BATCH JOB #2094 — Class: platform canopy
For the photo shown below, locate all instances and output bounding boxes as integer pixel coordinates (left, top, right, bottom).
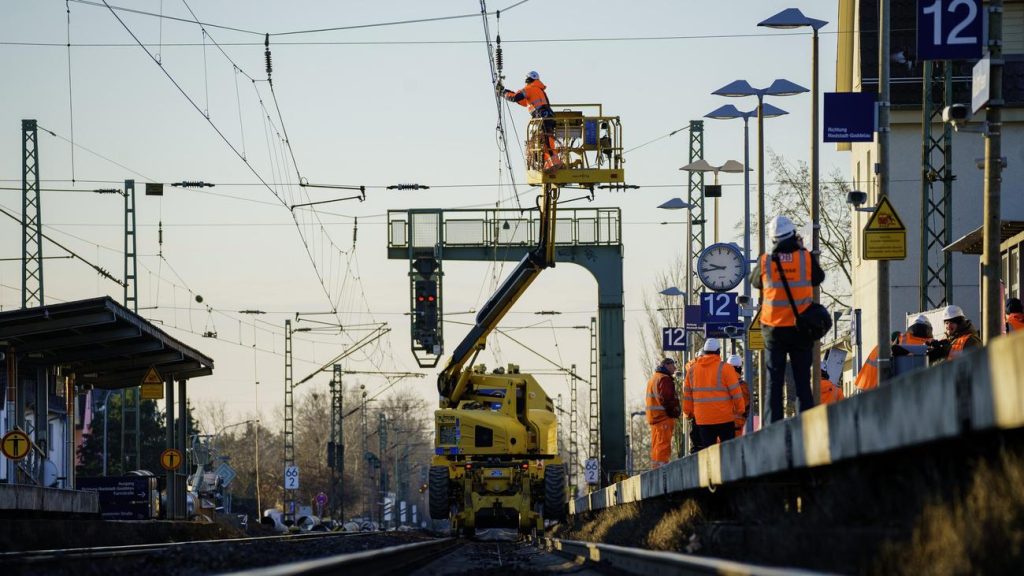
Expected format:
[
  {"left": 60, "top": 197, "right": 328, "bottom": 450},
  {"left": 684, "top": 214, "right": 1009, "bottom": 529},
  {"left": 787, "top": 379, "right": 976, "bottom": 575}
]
[
  {"left": 0, "top": 297, "right": 213, "bottom": 389},
  {"left": 945, "top": 221, "right": 1024, "bottom": 255}
]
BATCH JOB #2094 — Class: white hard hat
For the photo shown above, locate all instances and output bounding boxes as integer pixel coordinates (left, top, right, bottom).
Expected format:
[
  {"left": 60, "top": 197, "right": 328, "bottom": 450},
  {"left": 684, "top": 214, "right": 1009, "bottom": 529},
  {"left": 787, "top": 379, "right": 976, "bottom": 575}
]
[
  {"left": 769, "top": 215, "right": 796, "bottom": 242},
  {"left": 942, "top": 305, "right": 965, "bottom": 321},
  {"left": 702, "top": 338, "right": 721, "bottom": 353},
  {"left": 527, "top": 70, "right": 540, "bottom": 80},
  {"left": 726, "top": 354, "right": 742, "bottom": 367},
  {"left": 910, "top": 314, "right": 932, "bottom": 327}
]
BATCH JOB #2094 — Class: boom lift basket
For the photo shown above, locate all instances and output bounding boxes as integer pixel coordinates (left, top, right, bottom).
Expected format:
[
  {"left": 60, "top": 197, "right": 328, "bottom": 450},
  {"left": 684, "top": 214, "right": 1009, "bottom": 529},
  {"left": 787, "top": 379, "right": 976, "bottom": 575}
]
[{"left": 526, "top": 103, "right": 624, "bottom": 186}]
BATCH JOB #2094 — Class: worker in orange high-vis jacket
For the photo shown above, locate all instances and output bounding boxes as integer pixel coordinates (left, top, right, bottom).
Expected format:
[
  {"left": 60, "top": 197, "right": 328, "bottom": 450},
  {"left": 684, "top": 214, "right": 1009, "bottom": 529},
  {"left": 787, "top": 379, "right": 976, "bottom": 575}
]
[
  {"left": 855, "top": 315, "right": 933, "bottom": 392},
  {"left": 820, "top": 369, "right": 844, "bottom": 404},
  {"left": 725, "top": 354, "right": 750, "bottom": 435},
  {"left": 749, "top": 215, "right": 825, "bottom": 422},
  {"left": 501, "top": 71, "right": 563, "bottom": 174},
  {"left": 1007, "top": 298, "right": 1024, "bottom": 333},
  {"left": 645, "top": 357, "right": 681, "bottom": 469},
  {"left": 927, "top": 305, "right": 982, "bottom": 362},
  {"left": 682, "top": 339, "right": 745, "bottom": 452}
]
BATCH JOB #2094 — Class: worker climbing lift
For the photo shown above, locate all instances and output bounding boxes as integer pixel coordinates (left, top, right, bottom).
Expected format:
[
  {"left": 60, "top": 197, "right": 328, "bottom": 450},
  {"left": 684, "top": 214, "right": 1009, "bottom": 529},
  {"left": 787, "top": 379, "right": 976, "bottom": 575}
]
[{"left": 501, "top": 71, "right": 563, "bottom": 174}]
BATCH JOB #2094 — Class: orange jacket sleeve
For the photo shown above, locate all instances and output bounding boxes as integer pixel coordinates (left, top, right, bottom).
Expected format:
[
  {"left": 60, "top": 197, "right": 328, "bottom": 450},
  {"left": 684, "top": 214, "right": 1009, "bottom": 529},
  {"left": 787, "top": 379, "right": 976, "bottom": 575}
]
[{"left": 682, "top": 370, "right": 694, "bottom": 419}]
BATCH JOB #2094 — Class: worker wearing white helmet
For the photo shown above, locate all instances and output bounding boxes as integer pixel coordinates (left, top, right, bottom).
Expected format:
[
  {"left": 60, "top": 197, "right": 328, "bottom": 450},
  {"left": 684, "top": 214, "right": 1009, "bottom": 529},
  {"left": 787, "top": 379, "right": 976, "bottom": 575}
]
[
  {"left": 725, "top": 355, "right": 751, "bottom": 435},
  {"left": 926, "top": 305, "right": 982, "bottom": 362},
  {"left": 855, "top": 314, "right": 934, "bottom": 391},
  {"left": 682, "top": 339, "right": 745, "bottom": 451},
  {"left": 750, "top": 215, "right": 826, "bottom": 423},
  {"left": 499, "top": 70, "right": 563, "bottom": 174}
]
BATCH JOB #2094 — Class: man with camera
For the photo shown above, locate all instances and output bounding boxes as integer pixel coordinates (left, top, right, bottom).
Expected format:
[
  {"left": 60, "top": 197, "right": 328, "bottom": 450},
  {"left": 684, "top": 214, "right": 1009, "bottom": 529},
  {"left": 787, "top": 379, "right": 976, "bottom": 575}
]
[{"left": 750, "top": 215, "right": 826, "bottom": 423}]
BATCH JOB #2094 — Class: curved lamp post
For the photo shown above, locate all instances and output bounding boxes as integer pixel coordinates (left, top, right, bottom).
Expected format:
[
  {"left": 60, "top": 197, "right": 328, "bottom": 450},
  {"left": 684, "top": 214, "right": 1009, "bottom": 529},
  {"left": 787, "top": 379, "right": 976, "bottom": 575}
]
[{"left": 704, "top": 102, "right": 787, "bottom": 430}]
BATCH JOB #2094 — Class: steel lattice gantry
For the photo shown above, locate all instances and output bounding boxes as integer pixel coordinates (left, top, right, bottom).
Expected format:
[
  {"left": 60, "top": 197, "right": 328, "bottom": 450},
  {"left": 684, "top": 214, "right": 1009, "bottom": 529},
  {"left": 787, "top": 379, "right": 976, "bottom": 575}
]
[
  {"left": 687, "top": 120, "right": 706, "bottom": 297},
  {"left": 21, "top": 119, "right": 42, "bottom": 309},
  {"left": 920, "top": 61, "right": 955, "bottom": 310},
  {"left": 388, "top": 207, "right": 627, "bottom": 481}
]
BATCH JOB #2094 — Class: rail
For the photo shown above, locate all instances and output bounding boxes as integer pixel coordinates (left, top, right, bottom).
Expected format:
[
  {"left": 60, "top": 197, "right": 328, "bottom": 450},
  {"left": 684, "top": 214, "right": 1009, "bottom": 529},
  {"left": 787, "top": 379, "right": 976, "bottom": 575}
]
[
  {"left": 387, "top": 207, "right": 621, "bottom": 250},
  {"left": 220, "top": 537, "right": 459, "bottom": 575},
  {"left": 541, "top": 537, "right": 829, "bottom": 575}
]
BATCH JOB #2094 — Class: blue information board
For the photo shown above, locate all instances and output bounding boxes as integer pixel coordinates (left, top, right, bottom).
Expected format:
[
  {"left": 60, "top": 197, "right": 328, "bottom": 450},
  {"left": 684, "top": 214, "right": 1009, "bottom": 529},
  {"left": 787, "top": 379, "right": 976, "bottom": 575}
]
[
  {"left": 700, "top": 292, "right": 738, "bottom": 324},
  {"left": 662, "top": 327, "right": 687, "bottom": 352},
  {"left": 917, "top": 0, "right": 983, "bottom": 61},
  {"left": 824, "top": 92, "right": 877, "bottom": 143}
]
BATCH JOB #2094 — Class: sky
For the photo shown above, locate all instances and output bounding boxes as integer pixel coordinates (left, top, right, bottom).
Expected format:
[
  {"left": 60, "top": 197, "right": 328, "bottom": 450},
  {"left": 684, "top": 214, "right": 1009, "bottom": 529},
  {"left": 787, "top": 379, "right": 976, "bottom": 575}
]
[{"left": 0, "top": 0, "right": 846, "bottom": 432}]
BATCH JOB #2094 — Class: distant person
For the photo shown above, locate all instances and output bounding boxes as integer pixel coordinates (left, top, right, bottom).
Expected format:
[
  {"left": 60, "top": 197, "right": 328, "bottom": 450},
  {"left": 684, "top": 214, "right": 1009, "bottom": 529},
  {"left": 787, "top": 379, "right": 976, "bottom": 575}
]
[
  {"left": 1007, "top": 298, "right": 1024, "bottom": 333},
  {"left": 819, "top": 369, "right": 844, "bottom": 405},
  {"left": 645, "top": 357, "right": 680, "bottom": 469},
  {"left": 726, "top": 354, "right": 750, "bottom": 435},
  {"left": 682, "top": 339, "right": 745, "bottom": 451},
  {"left": 750, "top": 215, "right": 825, "bottom": 422},
  {"left": 927, "top": 305, "right": 983, "bottom": 363},
  {"left": 855, "top": 315, "right": 933, "bottom": 391},
  {"left": 501, "top": 71, "right": 562, "bottom": 174}
]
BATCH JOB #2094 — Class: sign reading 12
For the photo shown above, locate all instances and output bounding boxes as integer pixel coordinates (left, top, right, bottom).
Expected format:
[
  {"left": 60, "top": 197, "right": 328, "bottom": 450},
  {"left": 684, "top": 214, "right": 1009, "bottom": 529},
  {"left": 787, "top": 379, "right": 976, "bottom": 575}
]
[{"left": 917, "top": 0, "right": 982, "bottom": 61}]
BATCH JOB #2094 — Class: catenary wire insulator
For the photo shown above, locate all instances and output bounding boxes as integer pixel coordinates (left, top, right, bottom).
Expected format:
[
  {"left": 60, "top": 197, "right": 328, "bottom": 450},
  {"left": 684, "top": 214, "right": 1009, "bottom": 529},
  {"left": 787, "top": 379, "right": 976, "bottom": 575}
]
[{"left": 264, "top": 33, "right": 272, "bottom": 80}]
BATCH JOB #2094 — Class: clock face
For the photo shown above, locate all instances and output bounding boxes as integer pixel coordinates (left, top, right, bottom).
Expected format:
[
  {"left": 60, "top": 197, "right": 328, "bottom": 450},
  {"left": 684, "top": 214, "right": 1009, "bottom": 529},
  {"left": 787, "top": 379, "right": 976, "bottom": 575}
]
[{"left": 697, "top": 243, "right": 747, "bottom": 291}]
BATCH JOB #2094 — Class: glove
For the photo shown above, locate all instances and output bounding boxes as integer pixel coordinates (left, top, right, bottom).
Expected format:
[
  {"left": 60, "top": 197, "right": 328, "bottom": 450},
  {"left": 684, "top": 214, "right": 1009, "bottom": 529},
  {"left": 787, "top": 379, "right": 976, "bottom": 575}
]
[{"left": 926, "top": 339, "right": 951, "bottom": 362}]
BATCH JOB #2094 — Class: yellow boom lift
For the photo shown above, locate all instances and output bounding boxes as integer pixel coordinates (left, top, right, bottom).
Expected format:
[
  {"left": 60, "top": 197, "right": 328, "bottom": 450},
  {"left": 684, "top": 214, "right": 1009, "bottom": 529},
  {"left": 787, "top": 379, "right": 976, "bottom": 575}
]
[{"left": 428, "top": 105, "right": 624, "bottom": 536}]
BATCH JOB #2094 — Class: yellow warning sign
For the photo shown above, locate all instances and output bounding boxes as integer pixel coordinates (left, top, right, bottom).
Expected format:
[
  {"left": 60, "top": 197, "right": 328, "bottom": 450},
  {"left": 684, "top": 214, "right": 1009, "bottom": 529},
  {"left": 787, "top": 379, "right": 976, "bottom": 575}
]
[
  {"left": 748, "top": 310, "right": 764, "bottom": 351},
  {"left": 1, "top": 430, "right": 31, "bottom": 460},
  {"left": 160, "top": 448, "right": 183, "bottom": 471},
  {"left": 141, "top": 367, "right": 163, "bottom": 400},
  {"left": 863, "top": 196, "right": 906, "bottom": 260}
]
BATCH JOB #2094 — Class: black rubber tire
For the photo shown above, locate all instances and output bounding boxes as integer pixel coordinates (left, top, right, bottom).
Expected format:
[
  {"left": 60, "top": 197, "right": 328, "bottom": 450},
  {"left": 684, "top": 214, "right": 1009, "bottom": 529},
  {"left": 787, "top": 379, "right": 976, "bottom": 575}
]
[
  {"left": 428, "top": 466, "right": 450, "bottom": 520},
  {"left": 543, "top": 463, "right": 567, "bottom": 521}
]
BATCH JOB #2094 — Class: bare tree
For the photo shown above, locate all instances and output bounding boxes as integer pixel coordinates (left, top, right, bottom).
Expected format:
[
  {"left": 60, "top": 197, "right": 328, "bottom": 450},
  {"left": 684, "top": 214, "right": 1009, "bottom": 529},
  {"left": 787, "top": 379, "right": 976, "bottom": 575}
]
[{"left": 765, "top": 150, "right": 853, "bottom": 310}]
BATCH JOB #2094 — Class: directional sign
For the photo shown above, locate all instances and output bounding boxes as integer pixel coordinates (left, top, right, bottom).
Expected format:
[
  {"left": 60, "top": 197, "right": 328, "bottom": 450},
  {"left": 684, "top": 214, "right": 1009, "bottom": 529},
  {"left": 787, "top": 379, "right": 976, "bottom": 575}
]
[
  {"left": 700, "top": 292, "right": 738, "bottom": 324},
  {"left": 863, "top": 196, "right": 907, "bottom": 260},
  {"left": 1, "top": 430, "right": 31, "bottom": 460},
  {"left": 284, "top": 465, "right": 300, "bottom": 490},
  {"left": 160, "top": 448, "right": 183, "bottom": 471},
  {"left": 824, "top": 92, "right": 877, "bottom": 143},
  {"left": 684, "top": 305, "right": 703, "bottom": 331},
  {"left": 917, "top": 0, "right": 983, "bottom": 61},
  {"left": 748, "top": 310, "right": 765, "bottom": 351},
  {"left": 661, "top": 327, "right": 687, "bottom": 352},
  {"left": 214, "top": 462, "right": 237, "bottom": 488},
  {"left": 141, "top": 366, "right": 164, "bottom": 400}
]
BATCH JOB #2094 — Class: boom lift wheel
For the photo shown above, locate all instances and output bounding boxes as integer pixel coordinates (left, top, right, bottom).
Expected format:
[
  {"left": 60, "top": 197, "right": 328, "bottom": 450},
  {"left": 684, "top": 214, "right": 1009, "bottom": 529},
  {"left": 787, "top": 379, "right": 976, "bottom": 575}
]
[
  {"left": 428, "top": 465, "right": 450, "bottom": 520},
  {"left": 543, "top": 463, "right": 567, "bottom": 521}
]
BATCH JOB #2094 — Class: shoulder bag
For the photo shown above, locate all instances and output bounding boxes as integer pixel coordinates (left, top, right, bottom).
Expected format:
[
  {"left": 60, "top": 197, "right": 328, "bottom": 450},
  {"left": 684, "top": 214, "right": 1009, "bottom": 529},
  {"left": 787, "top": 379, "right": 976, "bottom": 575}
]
[{"left": 772, "top": 253, "right": 832, "bottom": 341}]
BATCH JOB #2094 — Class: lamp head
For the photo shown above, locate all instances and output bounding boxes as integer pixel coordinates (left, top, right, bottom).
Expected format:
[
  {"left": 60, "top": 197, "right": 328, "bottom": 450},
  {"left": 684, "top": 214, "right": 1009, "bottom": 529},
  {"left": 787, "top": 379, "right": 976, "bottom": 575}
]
[
  {"left": 765, "top": 78, "right": 809, "bottom": 96},
  {"left": 758, "top": 8, "right": 827, "bottom": 30},
  {"left": 657, "top": 198, "right": 692, "bottom": 210},
  {"left": 680, "top": 159, "right": 715, "bottom": 173},
  {"left": 713, "top": 80, "right": 758, "bottom": 98},
  {"left": 759, "top": 103, "right": 789, "bottom": 119},
  {"left": 705, "top": 104, "right": 751, "bottom": 120},
  {"left": 659, "top": 286, "right": 686, "bottom": 297}
]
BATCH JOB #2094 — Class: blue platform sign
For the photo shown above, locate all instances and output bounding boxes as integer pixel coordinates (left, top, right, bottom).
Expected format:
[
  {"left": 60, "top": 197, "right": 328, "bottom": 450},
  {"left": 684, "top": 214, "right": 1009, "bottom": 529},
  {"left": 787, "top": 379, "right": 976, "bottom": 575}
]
[
  {"left": 824, "top": 93, "right": 877, "bottom": 143},
  {"left": 917, "top": 0, "right": 983, "bottom": 61},
  {"left": 661, "top": 327, "right": 687, "bottom": 352},
  {"left": 700, "top": 292, "right": 738, "bottom": 324}
]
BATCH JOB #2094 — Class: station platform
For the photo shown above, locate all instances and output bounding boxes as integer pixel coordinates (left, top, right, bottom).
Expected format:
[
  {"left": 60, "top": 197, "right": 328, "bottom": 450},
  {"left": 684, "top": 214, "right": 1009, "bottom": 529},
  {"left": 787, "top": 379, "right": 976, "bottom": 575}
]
[
  {"left": 0, "top": 484, "right": 98, "bottom": 516},
  {"left": 572, "top": 330, "right": 1024, "bottom": 515}
]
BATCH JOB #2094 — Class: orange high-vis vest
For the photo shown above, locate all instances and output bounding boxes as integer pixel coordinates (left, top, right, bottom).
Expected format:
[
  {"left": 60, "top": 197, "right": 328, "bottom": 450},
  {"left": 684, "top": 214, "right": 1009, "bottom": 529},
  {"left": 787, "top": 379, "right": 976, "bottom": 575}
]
[
  {"left": 682, "top": 355, "right": 745, "bottom": 426},
  {"left": 854, "top": 332, "right": 931, "bottom": 391},
  {"left": 820, "top": 378, "right": 844, "bottom": 404},
  {"left": 1008, "top": 313, "right": 1024, "bottom": 333},
  {"left": 645, "top": 372, "right": 673, "bottom": 425},
  {"left": 759, "top": 250, "right": 814, "bottom": 327}
]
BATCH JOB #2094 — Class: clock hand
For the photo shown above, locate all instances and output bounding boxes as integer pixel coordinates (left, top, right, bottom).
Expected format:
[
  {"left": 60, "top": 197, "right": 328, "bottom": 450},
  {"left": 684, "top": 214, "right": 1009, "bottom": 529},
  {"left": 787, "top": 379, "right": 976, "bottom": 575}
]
[{"left": 704, "top": 264, "right": 726, "bottom": 271}]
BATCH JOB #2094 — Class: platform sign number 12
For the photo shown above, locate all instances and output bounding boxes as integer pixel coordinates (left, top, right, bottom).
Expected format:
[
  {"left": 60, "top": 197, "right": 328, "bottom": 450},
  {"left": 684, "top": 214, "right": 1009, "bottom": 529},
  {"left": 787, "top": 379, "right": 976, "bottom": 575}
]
[
  {"left": 918, "top": 0, "right": 982, "bottom": 61},
  {"left": 285, "top": 465, "right": 300, "bottom": 490}
]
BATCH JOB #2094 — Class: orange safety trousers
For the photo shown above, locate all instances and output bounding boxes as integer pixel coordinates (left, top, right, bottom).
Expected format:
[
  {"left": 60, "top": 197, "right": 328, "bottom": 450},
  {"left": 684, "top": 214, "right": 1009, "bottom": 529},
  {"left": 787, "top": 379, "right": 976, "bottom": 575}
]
[{"left": 650, "top": 419, "right": 675, "bottom": 468}]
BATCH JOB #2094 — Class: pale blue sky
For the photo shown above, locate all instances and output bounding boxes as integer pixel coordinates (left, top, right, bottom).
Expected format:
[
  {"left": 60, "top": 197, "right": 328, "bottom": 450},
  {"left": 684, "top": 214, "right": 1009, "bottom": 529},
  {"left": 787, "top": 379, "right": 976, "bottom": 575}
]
[{"left": 0, "top": 0, "right": 845, "bottom": 426}]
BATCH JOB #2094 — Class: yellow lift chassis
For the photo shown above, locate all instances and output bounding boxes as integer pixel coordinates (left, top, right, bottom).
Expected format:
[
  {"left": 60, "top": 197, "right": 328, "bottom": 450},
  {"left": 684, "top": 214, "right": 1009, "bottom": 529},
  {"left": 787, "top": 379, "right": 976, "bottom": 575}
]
[{"left": 429, "top": 104, "right": 624, "bottom": 537}]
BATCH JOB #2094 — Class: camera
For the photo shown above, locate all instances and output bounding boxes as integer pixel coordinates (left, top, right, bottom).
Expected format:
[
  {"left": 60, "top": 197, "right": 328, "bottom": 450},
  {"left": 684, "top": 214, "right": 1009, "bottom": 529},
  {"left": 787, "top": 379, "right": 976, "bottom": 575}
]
[
  {"left": 846, "top": 191, "right": 868, "bottom": 207},
  {"left": 942, "top": 104, "right": 969, "bottom": 124},
  {"left": 736, "top": 295, "right": 750, "bottom": 306},
  {"left": 723, "top": 325, "right": 741, "bottom": 337}
]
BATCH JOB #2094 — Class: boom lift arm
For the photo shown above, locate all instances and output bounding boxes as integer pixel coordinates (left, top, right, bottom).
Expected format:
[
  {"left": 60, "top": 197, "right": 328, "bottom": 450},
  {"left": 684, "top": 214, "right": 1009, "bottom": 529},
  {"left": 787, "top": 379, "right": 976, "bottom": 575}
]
[{"left": 436, "top": 183, "right": 560, "bottom": 406}]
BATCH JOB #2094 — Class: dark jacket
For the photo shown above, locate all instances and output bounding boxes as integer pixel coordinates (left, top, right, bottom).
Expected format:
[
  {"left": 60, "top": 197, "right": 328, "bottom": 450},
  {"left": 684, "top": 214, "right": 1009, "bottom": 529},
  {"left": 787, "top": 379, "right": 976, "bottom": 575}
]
[
  {"left": 749, "top": 236, "right": 826, "bottom": 290},
  {"left": 654, "top": 365, "right": 681, "bottom": 419}
]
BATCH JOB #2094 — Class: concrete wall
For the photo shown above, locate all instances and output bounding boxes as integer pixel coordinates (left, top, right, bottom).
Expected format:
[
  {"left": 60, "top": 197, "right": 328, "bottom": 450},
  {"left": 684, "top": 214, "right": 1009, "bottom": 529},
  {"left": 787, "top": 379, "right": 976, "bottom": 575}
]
[
  {"left": 0, "top": 484, "right": 98, "bottom": 515},
  {"left": 572, "top": 330, "right": 1024, "bottom": 515}
]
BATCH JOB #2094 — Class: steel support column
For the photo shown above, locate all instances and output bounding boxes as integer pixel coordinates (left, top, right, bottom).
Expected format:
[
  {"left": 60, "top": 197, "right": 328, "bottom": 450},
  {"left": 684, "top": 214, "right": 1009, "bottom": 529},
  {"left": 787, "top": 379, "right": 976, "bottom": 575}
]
[
  {"left": 165, "top": 374, "right": 175, "bottom": 518},
  {"left": 177, "top": 378, "right": 187, "bottom": 517},
  {"left": 283, "top": 320, "right": 295, "bottom": 523},
  {"left": 920, "top": 61, "right": 955, "bottom": 310},
  {"left": 21, "top": 119, "right": 42, "bottom": 309}
]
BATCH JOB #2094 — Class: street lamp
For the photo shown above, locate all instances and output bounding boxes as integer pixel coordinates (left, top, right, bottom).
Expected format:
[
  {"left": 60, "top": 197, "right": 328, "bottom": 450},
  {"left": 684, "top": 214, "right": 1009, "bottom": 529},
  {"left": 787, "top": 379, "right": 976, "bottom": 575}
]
[
  {"left": 705, "top": 102, "right": 787, "bottom": 430},
  {"left": 657, "top": 198, "right": 696, "bottom": 322},
  {"left": 680, "top": 159, "right": 745, "bottom": 243},
  {"left": 759, "top": 7, "right": 829, "bottom": 401}
]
